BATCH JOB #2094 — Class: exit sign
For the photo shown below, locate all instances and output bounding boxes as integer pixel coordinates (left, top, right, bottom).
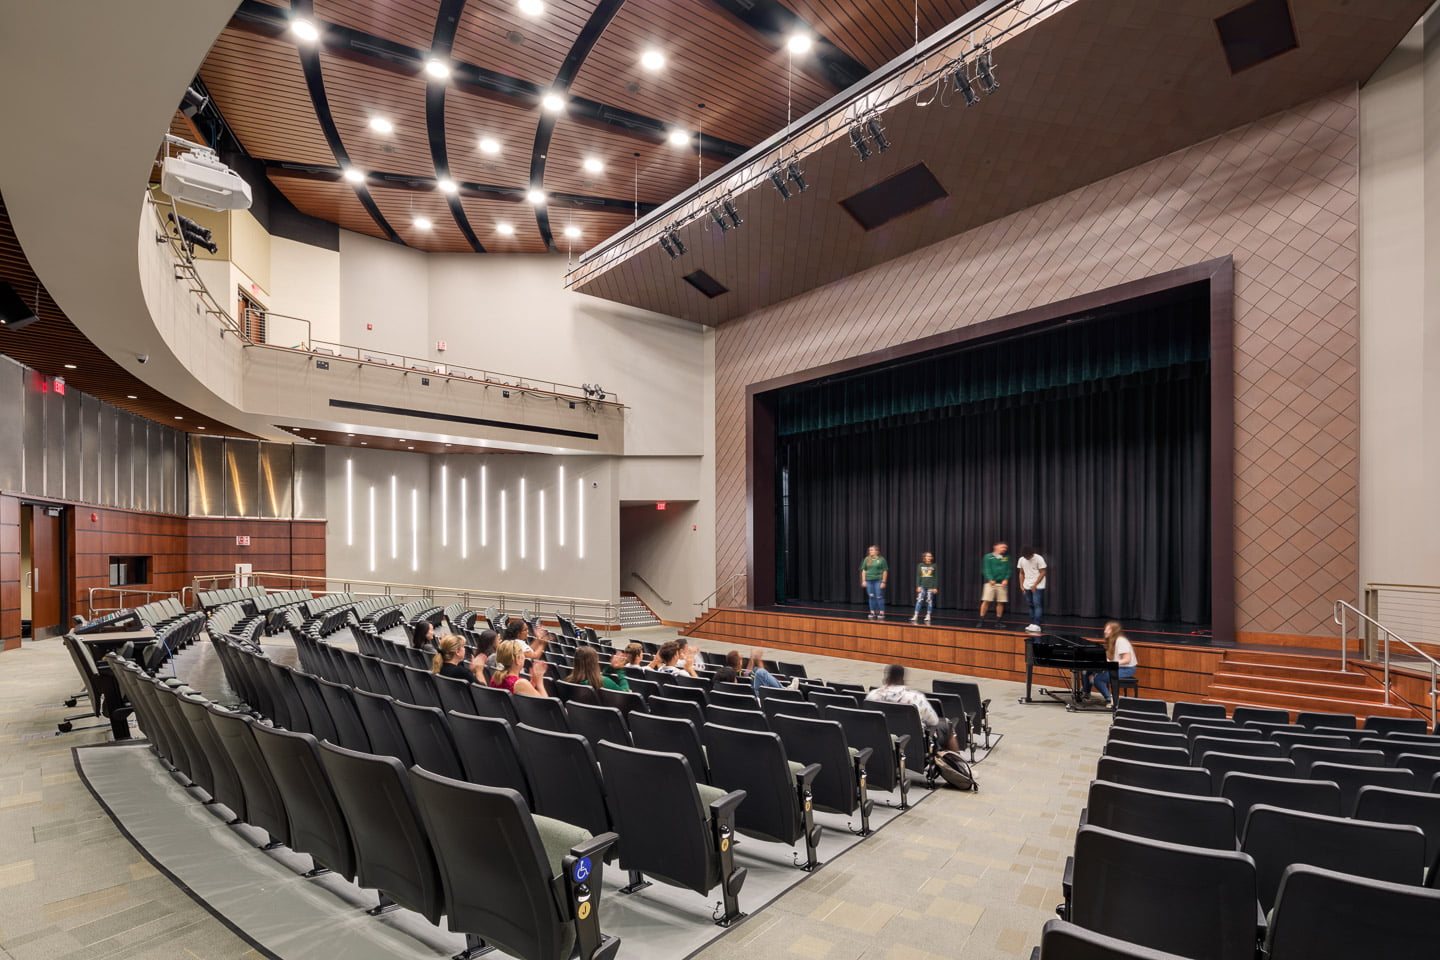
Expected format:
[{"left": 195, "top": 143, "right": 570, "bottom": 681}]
[{"left": 235, "top": 535, "right": 251, "bottom": 546}]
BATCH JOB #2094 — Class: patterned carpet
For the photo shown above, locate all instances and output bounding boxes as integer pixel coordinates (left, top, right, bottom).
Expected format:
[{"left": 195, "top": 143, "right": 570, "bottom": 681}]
[{"left": 0, "top": 628, "right": 1108, "bottom": 960}]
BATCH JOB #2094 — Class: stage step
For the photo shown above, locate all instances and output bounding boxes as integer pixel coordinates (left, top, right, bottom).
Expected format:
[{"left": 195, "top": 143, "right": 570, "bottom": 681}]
[
  {"left": 1216, "top": 660, "right": 1371, "bottom": 685},
  {"left": 1204, "top": 691, "right": 1417, "bottom": 720},
  {"left": 1209, "top": 674, "right": 1389, "bottom": 704},
  {"left": 1215, "top": 649, "right": 1350, "bottom": 669},
  {"left": 1203, "top": 646, "right": 1422, "bottom": 720}
]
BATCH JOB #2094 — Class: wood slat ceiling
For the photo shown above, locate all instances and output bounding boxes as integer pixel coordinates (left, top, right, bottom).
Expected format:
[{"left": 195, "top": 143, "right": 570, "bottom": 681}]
[
  {"left": 277, "top": 424, "right": 531, "bottom": 453},
  {"left": 267, "top": 171, "right": 391, "bottom": 238},
  {"left": 573, "top": 0, "right": 1429, "bottom": 324},
  {"left": 320, "top": 49, "right": 437, "bottom": 178},
  {"left": 315, "top": 0, "right": 442, "bottom": 51},
  {"left": 0, "top": 192, "right": 256, "bottom": 437},
  {"left": 545, "top": 114, "right": 725, "bottom": 204},
  {"left": 459, "top": 195, "right": 548, "bottom": 251},
  {"left": 779, "top": 0, "right": 982, "bottom": 72},
  {"left": 444, "top": 89, "right": 536, "bottom": 188},
  {"left": 370, "top": 184, "right": 475, "bottom": 250},
  {"left": 452, "top": 0, "right": 599, "bottom": 82}
]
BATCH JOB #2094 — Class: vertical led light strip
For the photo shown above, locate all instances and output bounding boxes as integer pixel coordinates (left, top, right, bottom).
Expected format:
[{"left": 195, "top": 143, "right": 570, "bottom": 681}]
[
  {"left": 500, "top": 489, "right": 508, "bottom": 571},
  {"left": 558, "top": 465, "right": 566, "bottom": 546},
  {"left": 411, "top": 488, "right": 419, "bottom": 572},
  {"left": 389, "top": 475, "right": 398, "bottom": 559},
  {"left": 460, "top": 476, "right": 468, "bottom": 558},
  {"left": 368, "top": 486, "right": 376, "bottom": 571},
  {"left": 539, "top": 489, "right": 546, "bottom": 571},
  {"left": 345, "top": 458, "right": 354, "bottom": 546},
  {"left": 480, "top": 465, "right": 488, "bottom": 546},
  {"left": 440, "top": 464, "right": 448, "bottom": 546},
  {"left": 577, "top": 476, "right": 585, "bottom": 559},
  {"left": 519, "top": 477, "right": 527, "bottom": 559}
]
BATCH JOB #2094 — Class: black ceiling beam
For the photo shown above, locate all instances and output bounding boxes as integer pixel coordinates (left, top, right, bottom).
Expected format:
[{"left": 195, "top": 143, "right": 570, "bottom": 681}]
[
  {"left": 232, "top": 0, "right": 750, "bottom": 161},
  {"left": 706, "top": 0, "right": 872, "bottom": 89},
  {"left": 530, "top": 0, "right": 630, "bottom": 252},
  {"left": 263, "top": 161, "right": 658, "bottom": 216},
  {"left": 429, "top": 0, "right": 485, "bottom": 252},
  {"left": 289, "top": 0, "right": 403, "bottom": 245}
]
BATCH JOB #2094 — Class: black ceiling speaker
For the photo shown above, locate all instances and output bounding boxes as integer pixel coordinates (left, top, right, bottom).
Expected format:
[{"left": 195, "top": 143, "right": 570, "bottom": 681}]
[{"left": 0, "top": 282, "right": 39, "bottom": 331}]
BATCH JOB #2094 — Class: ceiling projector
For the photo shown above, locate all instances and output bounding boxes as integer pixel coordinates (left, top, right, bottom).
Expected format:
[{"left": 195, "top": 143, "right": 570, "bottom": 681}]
[{"left": 161, "top": 140, "right": 252, "bottom": 212}]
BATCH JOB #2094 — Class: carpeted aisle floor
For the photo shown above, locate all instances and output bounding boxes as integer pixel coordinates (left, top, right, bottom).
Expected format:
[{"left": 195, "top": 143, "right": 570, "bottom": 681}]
[{"left": 0, "top": 627, "right": 1110, "bottom": 960}]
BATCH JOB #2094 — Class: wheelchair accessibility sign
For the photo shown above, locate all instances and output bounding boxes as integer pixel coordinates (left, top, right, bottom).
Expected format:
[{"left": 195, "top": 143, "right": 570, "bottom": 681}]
[{"left": 573, "top": 857, "right": 592, "bottom": 883}]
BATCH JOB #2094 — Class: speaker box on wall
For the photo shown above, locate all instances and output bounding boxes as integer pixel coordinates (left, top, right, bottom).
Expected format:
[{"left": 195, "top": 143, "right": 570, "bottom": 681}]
[{"left": 0, "top": 281, "right": 39, "bottom": 331}]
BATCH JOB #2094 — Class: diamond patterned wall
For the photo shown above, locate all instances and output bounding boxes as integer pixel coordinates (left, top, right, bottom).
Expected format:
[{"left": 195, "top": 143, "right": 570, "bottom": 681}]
[{"left": 714, "top": 88, "right": 1361, "bottom": 639}]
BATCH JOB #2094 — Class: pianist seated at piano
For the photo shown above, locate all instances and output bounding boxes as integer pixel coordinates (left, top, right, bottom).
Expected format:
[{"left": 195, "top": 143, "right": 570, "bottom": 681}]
[{"left": 1082, "top": 621, "right": 1138, "bottom": 706}]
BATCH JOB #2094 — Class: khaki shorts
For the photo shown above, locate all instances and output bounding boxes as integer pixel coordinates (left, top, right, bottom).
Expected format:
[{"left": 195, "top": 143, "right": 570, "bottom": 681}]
[{"left": 981, "top": 582, "right": 1008, "bottom": 603}]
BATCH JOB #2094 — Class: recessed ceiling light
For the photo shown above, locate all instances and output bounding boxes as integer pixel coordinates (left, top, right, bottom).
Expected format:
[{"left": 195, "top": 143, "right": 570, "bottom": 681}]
[
  {"left": 526, "top": 189, "right": 546, "bottom": 205},
  {"left": 445, "top": 443, "right": 451, "bottom": 446},
  {"left": 563, "top": 225, "right": 581, "bottom": 239},
  {"left": 197, "top": 425, "right": 206, "bottom": 430},
  {"left": 290, "top": 19, "right": 320, "bottom": 43},
  {"left": 343, "top": 167, "right": 365, "bottom": 183},
  {"left": 541, "top": 92, "right": 565, "bottom": 113},
  {"left": 437, "top": 178, "right": 458, "bottom": 194},
  {"left": 518, "top": 0, "right": 545, "bottom": 15},
  {"left": 640, "top": 49, "right": 666, "bottom": 71},
  {"left": 479, "top": 137, "right": 500, "bottom": 154},
  {"left": 414, "top": 216, "right": 433, "bottom": 230},
  {"left": 63, "top": 363, "right": 76, "bottom": 369},
  {"left": 126, "top": 394, "right": 137, "bottom": 399},
  {"left": 496, "top": 223, "right": 515, "bottom": 235},
  {"left": 425, "top": 58, "right": 451, "bottom": 79},
  {"left": 347, "top": 433, "right": 354, "bottom": 437},
  {"left": 408, "top": 446, "right": 415, "bottom": 450},
  {"left": 667, "top": 129, "right": 690, "bottom": 147},
  {"left": 360, "top": 441, "right": 367, "bottom": 445},
  {"left": 582, "top": 157, "right": 604, "bottom": 174},
  {"left": 369, "top": 117, "right": 393, "bottom": 134},
  {"left": 174, "top": 415, "right": 183, "bottom": 420},
  {"left": 787, "top": 33, "right": 813, "bottom": 54},
  {"left": 310, "top": 437, "right": 318, "bottom": 440}
]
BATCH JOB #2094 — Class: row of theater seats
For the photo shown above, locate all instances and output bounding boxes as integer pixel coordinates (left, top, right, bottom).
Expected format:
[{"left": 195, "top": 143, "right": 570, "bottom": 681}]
[
  {"left": 105, "top": 653, "right": 618, "bottom": 960},
  {"left": 196, "top": 586, "right": 266, "bottom": 611},
  {"left": 1031, "top": 696, "right": 1440, "bottom": 960}
]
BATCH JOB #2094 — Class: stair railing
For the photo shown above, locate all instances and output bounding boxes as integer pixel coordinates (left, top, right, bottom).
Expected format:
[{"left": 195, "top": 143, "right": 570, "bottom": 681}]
[
  {"left": 628, "top": 573, "right": 671, "bottom": 607},
  {"left": 1334, "top": 599, "right": 1439, "bottom": 726},
  {"left": 697, "top": 571, "right": 747, "bottom": 609}
]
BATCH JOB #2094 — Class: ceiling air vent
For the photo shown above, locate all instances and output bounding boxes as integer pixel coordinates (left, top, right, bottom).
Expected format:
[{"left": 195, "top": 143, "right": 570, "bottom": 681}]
[
  {"left": 839, "top": 163, "right": 948, "bottom": 231},
  {"left": 683, "top": 270, "right": 729, "bottom": 299},
  {"left": 1215, "top": 0, "right": 1298, "bottom": 74}
]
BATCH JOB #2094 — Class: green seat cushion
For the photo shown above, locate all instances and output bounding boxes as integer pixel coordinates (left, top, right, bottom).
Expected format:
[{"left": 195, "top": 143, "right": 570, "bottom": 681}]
[{"left": 533, "top": 814, "right": 592, "bottom": 877}]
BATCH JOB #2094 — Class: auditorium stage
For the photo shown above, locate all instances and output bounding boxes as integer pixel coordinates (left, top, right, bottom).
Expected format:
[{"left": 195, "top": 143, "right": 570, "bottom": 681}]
[{"left": 683, "top": 606, "right": 1231, "bottom": 704}]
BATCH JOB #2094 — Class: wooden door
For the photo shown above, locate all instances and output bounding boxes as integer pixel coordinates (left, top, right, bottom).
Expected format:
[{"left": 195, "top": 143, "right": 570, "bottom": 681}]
[{"left": 29, "top": 507, "right": 63, "bottom": 635}]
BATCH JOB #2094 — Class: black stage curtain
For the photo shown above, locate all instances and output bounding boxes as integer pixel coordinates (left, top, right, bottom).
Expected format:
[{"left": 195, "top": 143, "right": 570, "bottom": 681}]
[{"left": 776, "top": 302, "right": 1211, "bottom": 624}]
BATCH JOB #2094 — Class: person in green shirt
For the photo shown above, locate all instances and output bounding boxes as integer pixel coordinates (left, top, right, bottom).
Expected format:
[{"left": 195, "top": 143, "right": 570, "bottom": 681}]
[
  {"left": 860, "top": 544, "right": 889, "bottom": 619},
  {"left": 980, "top": 542, "right": 1011, "bottom": 621},
  {"left": 911, "top": 552, "right": 939, "bottom": 623}
]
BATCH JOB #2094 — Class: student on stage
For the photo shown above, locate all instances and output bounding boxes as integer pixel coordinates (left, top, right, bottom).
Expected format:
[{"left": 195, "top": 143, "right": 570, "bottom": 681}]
[
  {"left": 1018, "top": 547, "right": 1047, "bottom": 634},
  {"left": 910, "top": 552, "right": 938, "bottom": 623},
  {"left": 979, "top": 542, "right": 1011, "bottom": 622},
  {"left": 860, "top": 545, "right": 889, "bottom": 619}
]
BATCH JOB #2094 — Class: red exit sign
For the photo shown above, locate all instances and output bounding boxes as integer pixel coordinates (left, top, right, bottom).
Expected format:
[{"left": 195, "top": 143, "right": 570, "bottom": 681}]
[{"left": 235, "top": 535, "right": 251, "bottom": 546}]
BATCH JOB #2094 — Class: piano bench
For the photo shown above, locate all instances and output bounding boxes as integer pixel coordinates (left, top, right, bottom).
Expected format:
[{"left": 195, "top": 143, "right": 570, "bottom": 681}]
[{"left": 1115, "top": 675, "right": 1140, "bottom": 699}]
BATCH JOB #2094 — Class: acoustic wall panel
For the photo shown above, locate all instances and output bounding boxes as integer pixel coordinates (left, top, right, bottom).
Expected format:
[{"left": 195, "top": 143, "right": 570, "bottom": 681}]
[
  {"left": 258, "top": 441, "right": 292, "bottom": 519},
  {"left": 292, "top": 443, "right": 326, "bottom": 520},
  {"left": 0, "top": 359, "right": 22, "bottom": 493}
]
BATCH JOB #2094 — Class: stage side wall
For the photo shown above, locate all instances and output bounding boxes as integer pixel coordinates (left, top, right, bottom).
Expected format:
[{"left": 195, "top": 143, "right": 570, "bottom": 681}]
[{"left": 715, "top": 88, "right": 1363, "bottom": 640}]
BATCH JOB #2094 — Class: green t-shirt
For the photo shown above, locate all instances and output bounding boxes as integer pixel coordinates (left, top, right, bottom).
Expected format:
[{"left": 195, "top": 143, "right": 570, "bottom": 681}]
[
  {"left": 916, "top": 563, "right": 938, "bottom": 589},
  {"left": 983, "top": 552, "right": 1012, "bottom": 582},
  {"left": 861, "top": 555, "right": 889, "bottom": 580}
]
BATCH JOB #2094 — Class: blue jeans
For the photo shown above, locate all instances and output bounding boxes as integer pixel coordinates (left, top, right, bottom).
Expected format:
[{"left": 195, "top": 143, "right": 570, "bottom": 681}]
[
  {"left": 1086, "top": 666, "right": 1135, "bottom": 700},
  {"left": 914, "top": 588, "right": 936, "bottom": 617},
  {"left": 865, "top": 580, "right": 885, "bottom": 614},
  {"left": 1025, "top": 588, "right": 1044, "bottom": 624}
]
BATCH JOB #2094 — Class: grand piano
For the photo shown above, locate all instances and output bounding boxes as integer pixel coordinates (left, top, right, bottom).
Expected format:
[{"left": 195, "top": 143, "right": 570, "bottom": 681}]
[{"left": 1021, "top": 633, "right": 1119, "bottom": 712}]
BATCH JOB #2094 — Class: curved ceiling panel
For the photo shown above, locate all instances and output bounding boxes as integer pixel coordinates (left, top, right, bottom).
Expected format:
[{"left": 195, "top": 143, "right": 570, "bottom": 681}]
[
  {"left": 369, "top": 184, "right": 474, "bottom": 250},
  {"left": 444, "top": 88, "right": 537, "bottom": 188},
  {"left": 320, "top": 50, "right": 437, "bottom": 178},
  {"left": 460, "top": 195, "right": 548, "bottom": 252},
  {"left": 199, "top": 28, "right": 337, "bottom": 165},
  {"left": 266, "top": 171, "right": 391, "bottom": 239},
  {"left": 545, "top": 115, "right": 722, "bottom": 205},
  {"left": 314, "top": 0, "right": 443, "bottom": 51},
  {"left": 569, "top": 0, "right": 837, "bottom": 147},
  {"left": 779, "top": 0, "right": 981, "bottom": 72},
  {"left": 452, "top": 0, "right": 599, "bottom": 81}
]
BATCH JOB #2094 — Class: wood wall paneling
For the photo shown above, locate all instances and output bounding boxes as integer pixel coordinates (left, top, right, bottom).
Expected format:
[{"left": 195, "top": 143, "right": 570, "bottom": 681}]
[{"left": 0, "top": 496, "right": 19, "bottom": 650}]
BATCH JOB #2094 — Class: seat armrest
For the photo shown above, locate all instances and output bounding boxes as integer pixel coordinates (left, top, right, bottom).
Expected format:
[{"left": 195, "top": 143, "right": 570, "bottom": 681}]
[
  {"left": 568, "top": 830, "right": 620, "bottom": 865},
  {"left": 1062, "top": 854, "right": 1073, "bottom": 901},
  {"left": 708, "top": 790, "right": 747, "bottom": 823},
  {"left": 1255, "top": 900, "right": 1268, "bottom": 938},
  {"left": 893, "top": 733, "right": 912, "bottom": 753},
  {"left": 1077, "top": 807, "right": 1087, "bottom": 827},
  {"left": 794, "top": 762, "right": 822, "bottom": 789},
  {"left": 853, "top": 746, "right": 875, "bottom": 768}
]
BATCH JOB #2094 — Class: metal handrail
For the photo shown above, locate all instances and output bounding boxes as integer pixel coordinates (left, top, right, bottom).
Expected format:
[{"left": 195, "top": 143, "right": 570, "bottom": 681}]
[
  {"left": 628, "top": 573, "right": 671, "bottom": 606},
  {"left": 697, "top": 571, "right": 747, "bottom": 608},
  {"left": 190, "top": 571, "right": 622, "bottom": 627},
  {"left": 88, "top": 586, "right": 182, "bottom": 617},
  {"left": 1334, "top": 599, "right": 1439, "bottom": 726},
  {"left": 145, "top": 190, "right": 620, "bottom": 406}
]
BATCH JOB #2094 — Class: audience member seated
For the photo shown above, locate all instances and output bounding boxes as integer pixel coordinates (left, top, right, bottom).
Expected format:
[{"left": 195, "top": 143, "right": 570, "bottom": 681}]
[
  {"left": 566, "top": 646, "right": 631, "bottom": 693},
  {"left": 490, "top": 639, "right": 549, "bottom": 697},
  {"left": 431, "top": 634, "right": 480, "bottom": 683},
  {"left": 711, "top": 650, "right": 743, "bottom": 687},
  {"left": 650, "top": 641, "right": 696, "bottom": 677},
  {"left": 744, "top": 648, "right": 785, "bottom": 691},
  {"left": 621, "top": 641, "right": 645, "bottom": 667},
  {"left": 410, "top": 619, "right": 436, "bottom": 651},
  {"left": 865, "top": 664, "right": 960, "bottom": 752},
  {"left": 474, "top": 628, "right": 499, "bottom": 662},
  {"left": 675, "top": 637, "right": 706, "bottom": 671},
  {"left": 1082, "top": 621, "right": 1137, "bottom": 707}
]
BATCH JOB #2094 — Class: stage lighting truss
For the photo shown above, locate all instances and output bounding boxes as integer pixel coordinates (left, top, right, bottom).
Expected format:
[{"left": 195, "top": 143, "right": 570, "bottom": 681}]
[
  {"left": 848, "top": 123, "right": 872, "bottom": 161},
  {"left": 656, "top": 223, "right": 688, "bottom": 259},
  {"left": 847, "top": 113, "right": 891, "bottom": 162},
  {"left": 769, "top": 165, "right": 792, "bottom": 200},
  {"left": 786, "top": 161, "right": 809, "bottom": 193}
]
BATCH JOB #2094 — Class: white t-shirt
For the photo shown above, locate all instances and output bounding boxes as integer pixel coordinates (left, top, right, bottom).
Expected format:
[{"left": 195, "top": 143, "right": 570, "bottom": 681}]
[
  {"left": 1017, "top": 554, "right": 1048, "bottom": 590},
  {"left": 1113, "top": 636, "right": 1138, "bottom": 668}
]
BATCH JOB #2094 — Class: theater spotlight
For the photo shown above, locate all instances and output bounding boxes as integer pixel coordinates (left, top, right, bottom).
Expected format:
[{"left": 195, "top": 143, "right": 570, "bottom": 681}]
[
  {"left": 848, "top": 124, "right": 871, "bottom": 161},
  {"left": 976, "top": 48, "right": 999, "bottom": 94},
  {"left": 179, "top": 85, "right": 209, "bottom": 120},
  {"left": 708, "top": 203, "right": 732, "bottom": 232},
  {"left": 768, "top": 166, "right": 791, "bottom": 200},
  {"left": 722, "top": 197, "right": 743, "bottom": 228},
  {"left": 658, "top": 233, "right": 679, "bottom": 259},
  {"left": 786, "top": 162, "right": 808, "bottom": 193},
  {"left": 668, "top": 226, "right": 687, "bottom": 256},
  {"left": 952, "top": 59, "right": 979, "bottom": 106},
  {"left": 582, "top": 383, "right": 607, "bottom": 400},
  {"left": 865, "top": 115, "right": 891, "bottom": 152},
  {"left": 169, "top": 212, "right": 218, "bottom": 254}
]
